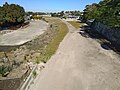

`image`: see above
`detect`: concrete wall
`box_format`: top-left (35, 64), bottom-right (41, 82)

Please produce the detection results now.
top-left (91, 21), bottom-right (120, 49)
top-left (0, 78), bottom-right (20, 90)
top-left (0, 69), bottom-right (29, 90)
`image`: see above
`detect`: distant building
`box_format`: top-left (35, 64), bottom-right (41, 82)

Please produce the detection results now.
top-left (67, 15), bottom-right (80, 19)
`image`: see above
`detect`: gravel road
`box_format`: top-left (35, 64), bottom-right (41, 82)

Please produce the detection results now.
top-left (28, 20), bottom-right (120, 90)
top-left (0, 20), bottom-right (48, 46)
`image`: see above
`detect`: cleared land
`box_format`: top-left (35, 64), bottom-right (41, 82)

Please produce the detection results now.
top-left (0, 18), bottom-right (69, 78)
top-left (28, 20), bottom-right (120, 90)
top-left (0, 20), bottom-right (48, 46)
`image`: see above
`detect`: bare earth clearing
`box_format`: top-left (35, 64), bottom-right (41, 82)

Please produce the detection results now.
top-left (28, 20), bottom-right (120, 90)
top-left (0, 20), bottom-right (48, 46)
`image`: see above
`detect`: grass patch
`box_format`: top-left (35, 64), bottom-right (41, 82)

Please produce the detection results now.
top-left (38, 17), bottom-right (69, 63)
top-left (67, 21), bottom-right (81, 29)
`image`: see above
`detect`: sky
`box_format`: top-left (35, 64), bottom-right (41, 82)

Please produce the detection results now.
top-left (0, 0), bottom-right (101, 12)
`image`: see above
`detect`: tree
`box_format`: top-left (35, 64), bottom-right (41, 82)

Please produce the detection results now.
top-left (83, 0), bottom-right (120, 27)
top-left (0, 2), bottom-right (25, 28)
top-left (59, 11), bottom-right (64, 17)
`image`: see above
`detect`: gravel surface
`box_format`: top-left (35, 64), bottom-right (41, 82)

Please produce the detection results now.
top-left (28, 20), bottom-right (120, 90)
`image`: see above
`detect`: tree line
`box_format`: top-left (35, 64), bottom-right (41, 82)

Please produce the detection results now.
top-left (83, 0), bottom-right (120, 28)
top-left (0, 2), bottom-right (25, 29)
top-left (51, 11), bottom-right (82, 17)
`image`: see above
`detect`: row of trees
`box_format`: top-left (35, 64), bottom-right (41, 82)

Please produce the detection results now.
top-left (0, 2), bottom-right (25, 28)
top-left (26, 11), bottom-right (47, 16)
top-left (51, 11), bottom-right (81, 17)
top-left (83, 0), bottom-right (120, 28)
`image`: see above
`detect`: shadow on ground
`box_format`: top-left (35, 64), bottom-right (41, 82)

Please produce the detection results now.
top-left (78, 25), bottom-right (120, 53)
top-left (0, 45), bottom-right (20, 52)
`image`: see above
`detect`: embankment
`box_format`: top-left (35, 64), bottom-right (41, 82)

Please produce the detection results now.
top-left (91, 21), bottom-right (120, 51)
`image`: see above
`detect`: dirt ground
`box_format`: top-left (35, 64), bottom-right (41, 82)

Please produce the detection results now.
top-left (28, 20), bottom-right (120, 90)
top-left (0, 21), bottom-right (58, 78)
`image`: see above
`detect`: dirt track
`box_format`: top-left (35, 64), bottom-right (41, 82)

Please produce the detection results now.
top-left (28, 20), bottom-right (120, 90)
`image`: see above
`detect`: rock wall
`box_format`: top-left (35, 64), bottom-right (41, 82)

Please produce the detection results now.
top-left (0, 78), bottom-right (20, 90)
top-left (91, 21), bottom-right (120, 49)
top-left (0, 68), bottom-right (29, 90)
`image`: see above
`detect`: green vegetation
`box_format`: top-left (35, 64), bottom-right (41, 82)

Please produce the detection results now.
top-left (65, 11), bottom-right (82, 16)
top-left (0, 66), bottom-right (10, 77)
top-left (32, 71), bottom-right (37, 78)
top-left (38, 17), bottom-right (69, 63)
top-left (0, 2), bottom-right (25, 28)
top-left (51, 11), bottom-right (64, 17)
top-left (51, 11), bottom-right (81, 17)
top-left (67, 21), bottom-right (81, 29)
top-left (26, 12), bottom-right (47, 16)
top-left (83, 0), bottom-right (120, 28)
top-left (31, 15), bottom-right (42, 20)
